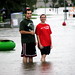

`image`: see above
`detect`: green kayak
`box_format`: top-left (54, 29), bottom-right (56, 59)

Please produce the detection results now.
top-left (0, 40), bottom-right (16, 51)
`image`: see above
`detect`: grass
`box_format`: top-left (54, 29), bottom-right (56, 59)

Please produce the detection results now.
top-left (32, 14), bottom-right (38, 16)
top-left (31, 17), bottom-right (37, 19)
top-left (31, 14), bottom-right (38, 19)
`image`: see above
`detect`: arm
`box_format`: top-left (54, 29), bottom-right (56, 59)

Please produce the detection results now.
top-left (19, 30), bottom-right (35, 35)
top-left (36, 35), bottom-right (43, 49)
top-left (19, 20), bottom-right (35, 35)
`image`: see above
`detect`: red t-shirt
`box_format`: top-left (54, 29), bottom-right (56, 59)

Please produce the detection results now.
top-left (35, 23), bottom-right (52, 46)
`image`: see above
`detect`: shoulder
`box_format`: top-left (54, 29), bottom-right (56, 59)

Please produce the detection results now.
top-left (45, 23), bottom-right (50, 26)
top-left (36, 23), bottom-right (41, 27)
top-left (20, 19), bottom-right (26, 23)
top-left (45, 23), bottom-right (51, 27)
top-left (20, 19), bottom-right (27, 27)
top-left (29, 19), bottom-right (33, 23)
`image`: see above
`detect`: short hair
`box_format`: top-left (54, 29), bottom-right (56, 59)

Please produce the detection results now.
top-left (24, 9), bottom-right (32, 14)
top-left (40, 14), bottom-right (46, 18)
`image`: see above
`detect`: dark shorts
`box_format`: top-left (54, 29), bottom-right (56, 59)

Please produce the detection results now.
top-left (21, 42), bottom-right (37, 57)
top-left (40, 46), bottom-right (51, 55)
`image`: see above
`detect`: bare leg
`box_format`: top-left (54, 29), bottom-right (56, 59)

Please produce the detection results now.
top-left (41, 54), bottom-right (46, 62)
top-left (23, 56), bottom-right (27, 63)
top-left (29, 57), bottom-right (33, 63)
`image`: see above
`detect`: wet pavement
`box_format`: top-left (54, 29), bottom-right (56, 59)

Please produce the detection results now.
top-left (0, 8), bottom-right (75, 75)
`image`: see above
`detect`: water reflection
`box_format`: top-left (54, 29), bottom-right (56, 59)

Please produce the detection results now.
top-left (21, 62), bottom-right (37, 75)
top-left (39, 62), bottom-right (52, 74)
top-left (21, 62), bottom-right (53, 75)
top-left (22, 62), bottom-right (37, 71)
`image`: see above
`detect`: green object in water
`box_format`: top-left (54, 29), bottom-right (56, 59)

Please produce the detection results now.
top-left (0, 40), bottom-right (16, 51)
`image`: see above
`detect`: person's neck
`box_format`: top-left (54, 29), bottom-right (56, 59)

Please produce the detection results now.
top-left (41, 22), bottom-right (45, 24)
top-left (26, 17), bottom-right (30, 20)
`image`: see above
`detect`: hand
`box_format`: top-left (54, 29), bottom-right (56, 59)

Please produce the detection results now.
top-left (39, 44), bottom-right (44, 49)
top-left (30, 31), bottom-right (35, 35)
top-left (38, 43), bottom-right (44, 49)
top-left (51, 46), bottom-right (53, 49)
top-left (36, 42), bottom-right (43, 49)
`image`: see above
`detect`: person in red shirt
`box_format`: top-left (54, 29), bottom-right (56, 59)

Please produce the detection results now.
top-left (35, 14), bottom-right (52, 62)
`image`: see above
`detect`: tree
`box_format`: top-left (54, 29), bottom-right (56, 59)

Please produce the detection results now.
top-left (58, 0), bottom-right (68, 7)
top-left (43, 0), bottom-right (49, 3)
top-left (51, 0), bottom-right (57, 8)
top-left (43, 0), bottom-right (49, 7)
top-left (71, 0), bottom-right (75, 6)
top-left (26, 0), bottom-right (37, 11)
top-left (0, 0), bottom-right (37, 18)
top-left (58, 0), bottom-right (64, 7)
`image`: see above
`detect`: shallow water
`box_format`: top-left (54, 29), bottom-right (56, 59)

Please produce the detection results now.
top-left (0, 8), bottom-right (75, 75)
top-left (0, 25), bottom-right (75, 75)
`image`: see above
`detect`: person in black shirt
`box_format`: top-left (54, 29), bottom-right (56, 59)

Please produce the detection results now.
top-left (19, 9), bottom-right (37, 63)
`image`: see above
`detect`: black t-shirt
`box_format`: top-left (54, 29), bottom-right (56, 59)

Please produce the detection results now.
top-left (19, 19), bottom-right (35, 43)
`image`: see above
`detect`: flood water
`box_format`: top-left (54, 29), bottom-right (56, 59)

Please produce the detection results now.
top-left (0, 8), bottom-right (75, 75)
top-left (0, 28), bottom-right (53, 75)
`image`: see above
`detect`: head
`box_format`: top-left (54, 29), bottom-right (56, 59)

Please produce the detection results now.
top-left (40, 14), bottom-right (46, 23)
top-left (25, 9), bottom-right (32, 19)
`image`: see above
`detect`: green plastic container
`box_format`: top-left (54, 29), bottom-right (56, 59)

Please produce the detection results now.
top-left (0, 40), bottom-right (16, 51)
